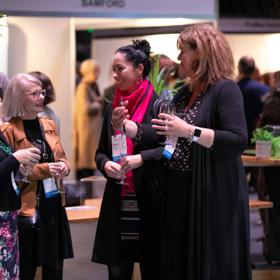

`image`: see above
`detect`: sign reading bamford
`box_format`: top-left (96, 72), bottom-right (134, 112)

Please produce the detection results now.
top-left (0, 0), bottom-right (215, 18)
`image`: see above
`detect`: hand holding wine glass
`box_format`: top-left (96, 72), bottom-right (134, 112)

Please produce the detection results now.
top-left (158, 101), bottom-right (175, 145)
top-left (112, 98), bottom-right (129, 131)
top-left (48, 161), bottom-right (69, 180)
top-left (13, 147), bottom-right (41, 183)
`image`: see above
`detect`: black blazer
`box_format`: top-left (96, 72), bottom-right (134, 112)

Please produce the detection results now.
top-left (92, 92), bottom-right (164, 265)
top-left (0, 132), bottom-right (20, 211)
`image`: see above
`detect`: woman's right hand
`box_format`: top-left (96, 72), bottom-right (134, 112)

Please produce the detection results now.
top-left (13, 147), bottom-right (41, 166)
top-left (104, 161), bottom-right (123, 180)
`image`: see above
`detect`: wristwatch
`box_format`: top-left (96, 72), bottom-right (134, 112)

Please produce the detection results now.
top-left (192, 127), bottom-right (202, 142)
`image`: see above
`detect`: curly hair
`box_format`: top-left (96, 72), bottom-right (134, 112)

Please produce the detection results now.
top-left (177, 24), bottom-right (234, 89)
top-left (115, 39), bottom-right (152, 79)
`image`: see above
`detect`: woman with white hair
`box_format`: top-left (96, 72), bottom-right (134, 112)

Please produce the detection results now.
top-left (1, 73), bottom-right (73, 280)
top-left (73, 58), bottom-right (102, 180)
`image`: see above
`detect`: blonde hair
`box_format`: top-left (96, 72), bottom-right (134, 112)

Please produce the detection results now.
top-left (177, 23), bottom-right (234, 89)
top-left (79, 59), bottom-right (99, 77)
top-left (2, 73), bottom-right (41, 118)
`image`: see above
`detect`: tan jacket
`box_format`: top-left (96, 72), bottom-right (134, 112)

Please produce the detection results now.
top-left (1, 117), bottom-right (71, 216)
top-left (73, 80), bottom-right (102, 170)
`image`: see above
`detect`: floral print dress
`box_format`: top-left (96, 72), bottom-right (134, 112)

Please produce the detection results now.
top-left (0, 210), bottom-right (19, 280)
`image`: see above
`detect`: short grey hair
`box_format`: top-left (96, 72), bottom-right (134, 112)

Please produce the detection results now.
top-left (2, 73), bottom-right (41, 118)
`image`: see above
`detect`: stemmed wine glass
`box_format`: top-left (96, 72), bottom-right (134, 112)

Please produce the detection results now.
top-left (115, 96), bottom-right (128, 185)
top-left (158, 101), bottom-right (175, 145)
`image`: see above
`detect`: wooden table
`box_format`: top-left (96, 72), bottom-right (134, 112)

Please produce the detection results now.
top-left (66, 198), bottom-right (102, 222)
top-left (242, 155), bottom-right (280, 167)
top-left (80, 175), bottom-right (107, 182)
top-left (249, 199), bottom-right (273, 209)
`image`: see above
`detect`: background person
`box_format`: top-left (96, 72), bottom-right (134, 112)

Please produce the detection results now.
top-left (30, 71), bottom-right (61, 135)
top-left (150, 24), bottom-right (252, 280)
top-left (1, 73), bottom-right (73, 280)
top-left (92, 40), bottom-right (163, 280)
top-left (258, 80), bottom-right (280, 263)
top-left (237, 56), bottom-right (270, 146)
top-left (0, 72), bottom-right (9, 124)
top-left (73, 58), bottom-right (102, 180)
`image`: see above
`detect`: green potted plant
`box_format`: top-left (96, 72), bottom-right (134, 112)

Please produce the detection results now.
top-left (251, 128), bottom-right (274, 158)
top-left (149, 54), bottom-right (169, 96)
top-left (272, 136), bottom-right (280, 158)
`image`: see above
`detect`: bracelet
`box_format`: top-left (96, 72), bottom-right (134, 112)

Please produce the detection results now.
top-left (188, 126), bottom-right (195, 142)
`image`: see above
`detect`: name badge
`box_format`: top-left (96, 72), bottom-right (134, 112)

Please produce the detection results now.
top-left (43, 177), bottom-right (59, 199)
top-left (162, 136), bottom-right (178, 160)
top-left (112, 134), bottom-right (127, 162)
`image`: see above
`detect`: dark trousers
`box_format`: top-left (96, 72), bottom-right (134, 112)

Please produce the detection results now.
top-left (108, 262), bottom-right (158, 280)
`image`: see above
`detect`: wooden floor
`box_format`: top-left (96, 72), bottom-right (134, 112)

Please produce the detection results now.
top-left (253, 270), bottom-right (280, 279)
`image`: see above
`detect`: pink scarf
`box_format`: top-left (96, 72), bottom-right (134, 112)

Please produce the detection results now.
top-left (112, 79), bottom-right (154, 195)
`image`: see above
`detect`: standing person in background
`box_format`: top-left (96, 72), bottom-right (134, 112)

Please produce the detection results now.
top-left (262, 71), bottom-right (276, 89)
top-left (1, 73), bottom-right (73, 280)
top-left (237, 56), bottom-right (269, 146)
top-left (29, 71), bottom-right (61, 135)
top-left (0, 72), bottom-right (9, 124)
top-left (92, 39), bottom-right (163, 280)
top-left (259, 80), bottom-right (280, 263)
top-left (73, 59), bottom-right (102, 180)
top-left (102, 83), bottom-right (116, 117)
top-left (0, 132), bottom-right (40, 280)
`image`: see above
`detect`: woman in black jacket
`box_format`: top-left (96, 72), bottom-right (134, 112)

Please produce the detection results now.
top-left (92, 40), bottom-right (162, 280)
top-left (151, 24), bottom-right (251, 280)
top-left (0, 132), bottom-right (40, 279)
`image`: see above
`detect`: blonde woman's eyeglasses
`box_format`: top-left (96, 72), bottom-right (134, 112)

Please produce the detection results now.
top-left (25, 89), bottom-right (47, 99)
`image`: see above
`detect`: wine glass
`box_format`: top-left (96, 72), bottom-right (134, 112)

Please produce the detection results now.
top-left (113, 97), bottom-right (128, 185)
top-left (158, 101), bottom-right (175, 145)
top-left (115, 134), bottom-right (128, 185)
top-left (16, 164), bottom-right (32, 183)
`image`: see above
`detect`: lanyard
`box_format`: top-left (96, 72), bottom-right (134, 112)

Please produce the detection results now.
top-left (0, 139), bottom-right (21, 196)
top-left (0, 139), bottom-right (12, 155)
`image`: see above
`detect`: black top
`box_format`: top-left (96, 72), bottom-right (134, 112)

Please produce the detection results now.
top-left (180, 79), bottom-right (251, 279)
top-left (0, 132), bottom-right (20, 211)
top-left (22, 118), bottom-right (73, 264)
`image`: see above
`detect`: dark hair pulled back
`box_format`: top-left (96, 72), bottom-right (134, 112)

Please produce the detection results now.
top-left (116, 39), bottom-right (151, 79)
top-left (29, 71), bottom-right (56, 105)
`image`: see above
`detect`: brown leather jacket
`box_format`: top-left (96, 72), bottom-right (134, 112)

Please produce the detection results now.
top-left (0, 117), bottom-right (71, 216)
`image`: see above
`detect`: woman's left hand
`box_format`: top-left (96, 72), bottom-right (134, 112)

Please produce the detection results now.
top-left (120, 154), bottom-right (143, 173)
top-left (111, 100), bottom-right (129, 131)
top-left (48, 161), bottom-right (69, 179)
top-left (152, 113), bottom-right (192, 138)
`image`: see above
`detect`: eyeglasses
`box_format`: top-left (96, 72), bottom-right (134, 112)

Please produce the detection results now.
top-left (25, 89), bottom-right (47, 99)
